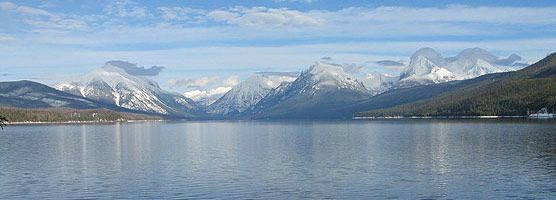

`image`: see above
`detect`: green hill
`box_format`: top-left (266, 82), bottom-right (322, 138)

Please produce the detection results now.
top-left (356, 53), bottom-right (556, 117)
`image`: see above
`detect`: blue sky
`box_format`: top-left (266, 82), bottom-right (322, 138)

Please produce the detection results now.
top-left (1, 0), bottom-right (556, 94)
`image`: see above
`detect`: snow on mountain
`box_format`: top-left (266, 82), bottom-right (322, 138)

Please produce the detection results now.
top-left (398, 49), bottom-right (455, 87)
top-left (247, 61), bottom-right (372, 118)
top-left (447, 57), bottom-right (502, 80)
top-left (49, 48), bottom-right (527, 119)
top-left (444, 48), bottom-right (502, 79)
top-left (1, 80), bottom-right (109, 109)
top-left (207, 72), bottom-right (297, 115)
top-left (360, 72), bottom-right (399, 94)
top-left (343, 63), bottom-right (399, 95)
top-left (55, 61), bottom-right (197, 116)
top-left (398, 47), bottom-right (528, 87)
top-left (300, 61), bottom-right (368, 93)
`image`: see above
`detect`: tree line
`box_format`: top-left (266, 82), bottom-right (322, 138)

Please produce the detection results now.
top-left (0, 107), bottom-right (162, 127)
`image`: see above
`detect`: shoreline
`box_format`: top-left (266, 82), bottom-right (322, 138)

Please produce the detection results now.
top-left (6, 119), bottom-right (167, 126)
top-left (352, 115), bottom-right (555, 119)
top-left (5, 116), bottom-right (554, 126)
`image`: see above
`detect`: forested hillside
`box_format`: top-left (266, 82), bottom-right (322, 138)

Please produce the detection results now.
top-left (0, 107), bottom-right (161, 123)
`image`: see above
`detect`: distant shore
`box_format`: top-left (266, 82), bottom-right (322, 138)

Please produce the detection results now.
top-left (5, 119), bottom-right (167, 126)
top-left (4, 116), bottom-right (554, 126)
top-left (352, 116), bottom-right (551, 119)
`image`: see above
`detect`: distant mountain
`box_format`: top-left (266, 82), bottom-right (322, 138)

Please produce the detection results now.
top-left (359, 72), bottom-right (399, 95)
top-left (1, 80), bottom-right (119, 109)
top-left (55, 61), bottom-right (199, 117)
top-left (5, 48), bottom-right (531, 120)
top-left (398, 48), bottom-right (455, 87)
top-left (398, 47), bottom-right (528, 87)
top-left (207, 72), bottom-right (297, 115)
top-left (212, 47), bottom-right (527, 119)
top-left (248, 61), bottom-right (372, 119)
top-left (0, 80), bottom-right (162, 122)
top-left (356, 52), bottom-right (556, 117)
top-left (344, 63), bottom-right (399, 95)
top-left (495, 54), bottom-right (528, 67)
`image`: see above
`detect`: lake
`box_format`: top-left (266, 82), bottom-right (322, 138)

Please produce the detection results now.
top-left (1, 120), bottom-right (555, 199)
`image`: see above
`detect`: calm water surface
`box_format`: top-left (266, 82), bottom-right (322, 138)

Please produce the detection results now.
top-left (1, 120), bottom-right (556, 199)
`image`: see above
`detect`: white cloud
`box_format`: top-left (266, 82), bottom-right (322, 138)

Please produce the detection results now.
top-left (13, 5), bottom-right (556, 49)
top-left (2, 3), bottom-right (556, 87)
top-left (183, 86), bottom-right (232, 102)
top-left (222, 75), bottom-right (240, 86)
top-left (157, 6), bottom-right (205, 21)
top-left (23, 18), bottom-right (88, 31)
top-left (1, 1), bottom-right (89, 32)
top-left (177, 75), bottom-right (241, 103)
top-left (4, 37), bottom-right (555, 71)
top-left (207, 10), bottom-right (238, 22)
top-left (104, 0), bottom-right (147, 18)
top-left (203, 5), bottom-right (556, 30)
top-left (0, 1), bottom-right (16, 10)
top-left (275, 0), bottom-right (316, 3)
top-left (38, 1), bottom-right (55, 8)
top-left (0, 33), bottom-right (17, 43)
top-left (208, 6), bottom-right (323, 27)
top-left (15, 5), bottom-right (53, 17)
top-left (167, 75), bottom-right (240, 91)
top-left (326, 5), bottom-right (556, 25)
top-left (168, 76), bottom-right (220, 89)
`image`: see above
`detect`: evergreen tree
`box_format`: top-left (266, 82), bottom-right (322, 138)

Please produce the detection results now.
top-left (0, 115), bottom-right (7, 129)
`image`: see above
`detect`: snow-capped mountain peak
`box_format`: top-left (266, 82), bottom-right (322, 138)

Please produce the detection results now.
top-left (403, 55), bottom-right (439, 77)
top-left (450, 58), bottom-right (503, 80)
top-left (399, 52), bottom-right (455, 87)
top-left (398, 47), bottom-right (527, 87)
top-left (247, 61), bottom-right (374, 118)
top-left (55, 61), bottom-right (197, 116)
top-left (302, 61), bottom-right (366, 91)
top-left (207, 73), bottom-right (297, 115)
top-left (411, 47), bottom-right (447, 66)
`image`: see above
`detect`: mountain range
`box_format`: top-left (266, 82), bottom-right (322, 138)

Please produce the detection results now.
top-left (397, 47), bottom-right (527, 87)
top-left (248, 61), bottom-right (372, 119)
top-left (1, 47), bottom-right (547, 121)
top-left (356, 52), bottom-right (556, 117)
top-left (0, 80), bottom-right (162, 122)
top-left (1, 80), bottom-right (122, 110)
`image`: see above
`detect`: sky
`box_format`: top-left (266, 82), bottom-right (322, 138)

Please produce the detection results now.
top-left (1, 0), bottom-right (556, 95)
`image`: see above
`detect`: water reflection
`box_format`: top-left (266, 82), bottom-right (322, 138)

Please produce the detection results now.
top-left (0, 120), bottom-right (555, 199)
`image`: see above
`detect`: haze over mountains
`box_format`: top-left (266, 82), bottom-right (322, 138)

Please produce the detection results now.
top-left (2, 47), bottom-right (545, 121)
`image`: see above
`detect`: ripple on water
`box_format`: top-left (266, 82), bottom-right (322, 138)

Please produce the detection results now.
top-left (0, 120), bottom-right (555, 199)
